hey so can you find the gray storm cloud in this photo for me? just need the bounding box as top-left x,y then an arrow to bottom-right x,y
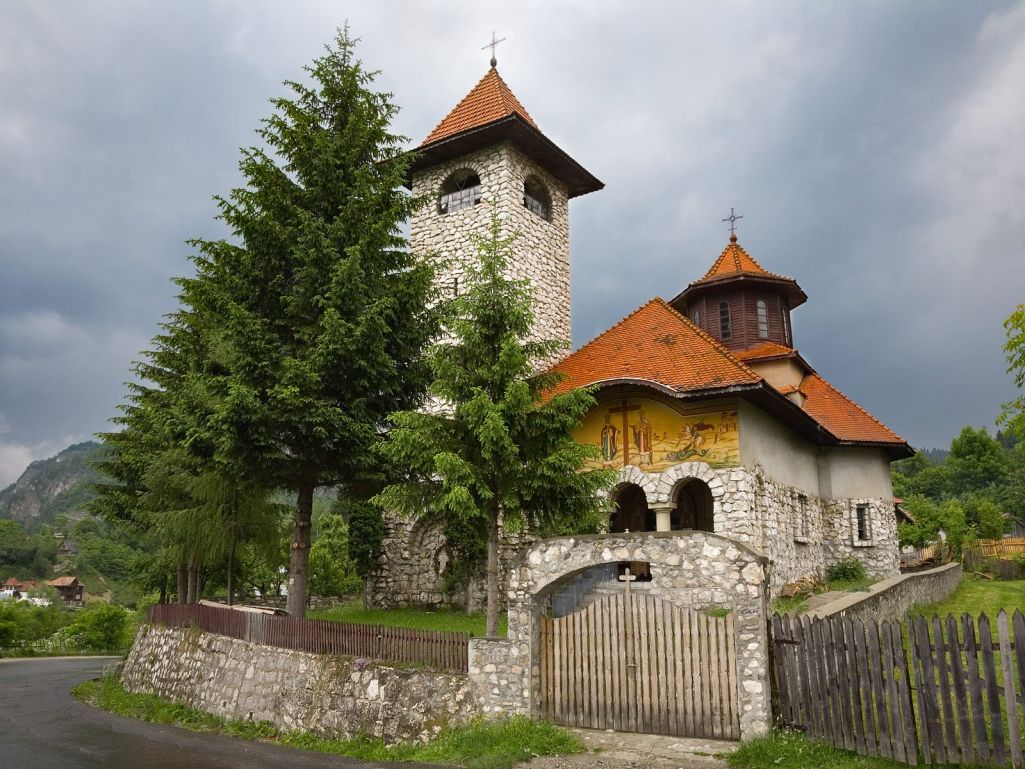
1,0 -> 1022,486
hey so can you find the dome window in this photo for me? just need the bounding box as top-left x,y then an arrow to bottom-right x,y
523,176 -> 550,221
438,169 -> 481,214
757,299 -> 769,339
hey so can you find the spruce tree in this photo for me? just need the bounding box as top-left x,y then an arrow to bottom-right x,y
177,27 -> 436,615
376,210 -> 612,636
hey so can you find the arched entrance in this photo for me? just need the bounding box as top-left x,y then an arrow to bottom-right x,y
610,483 -> 656,533
672,478 -> 715,532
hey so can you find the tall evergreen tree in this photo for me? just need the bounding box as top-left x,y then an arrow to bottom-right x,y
376,210 -> 612,636
178,27 -> 437,615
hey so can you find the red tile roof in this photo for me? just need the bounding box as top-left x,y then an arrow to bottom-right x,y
733,342 -> 796,361
548,299 -> 762,397
798,373 -> 906,445
421,67 -> 538,147
692,237 -> 794,286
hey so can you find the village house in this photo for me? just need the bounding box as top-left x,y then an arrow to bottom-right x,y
370,60 -> 912,606
1,575 -> 84,607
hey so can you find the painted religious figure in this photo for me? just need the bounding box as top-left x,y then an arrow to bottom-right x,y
575,397 -> 740,471
600,414 -> 620,464
631,410 -> 654,465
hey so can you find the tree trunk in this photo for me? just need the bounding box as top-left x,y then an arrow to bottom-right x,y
187,560 -> 198,604
226,537 -> 236,607
159,580 -> 167,605
176,563 -> 187,604
285,483 -> 315,617
485,509 -> 502,637
362,576 -> 371,610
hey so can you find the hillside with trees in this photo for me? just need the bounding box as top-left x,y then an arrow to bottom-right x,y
0,442 -> 105,530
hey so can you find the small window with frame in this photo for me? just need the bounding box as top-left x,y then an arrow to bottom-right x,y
523,176 -> 550,221
719,301 -> 731,340
856,504 -> 871,542
795,493 -> 809,541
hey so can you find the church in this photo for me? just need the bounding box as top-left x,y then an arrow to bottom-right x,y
370,58 -> 913,604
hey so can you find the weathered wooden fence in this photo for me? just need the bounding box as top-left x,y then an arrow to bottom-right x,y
771,611 -> 1025,768
148,603 -> 469,673
540,593 -> 739,740
963,540 -> 1025,579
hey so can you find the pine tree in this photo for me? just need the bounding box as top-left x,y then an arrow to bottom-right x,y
176,27 -> 437,615
376,210 -> 612,636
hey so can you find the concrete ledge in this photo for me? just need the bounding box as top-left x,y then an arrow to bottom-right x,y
808,562 -> 961,623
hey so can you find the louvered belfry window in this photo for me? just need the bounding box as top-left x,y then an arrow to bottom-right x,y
719,301 -> 731,340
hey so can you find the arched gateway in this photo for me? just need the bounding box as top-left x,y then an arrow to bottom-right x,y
472,530 -> 772,741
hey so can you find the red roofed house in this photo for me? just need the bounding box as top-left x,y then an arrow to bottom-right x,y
372,59 -> 911,604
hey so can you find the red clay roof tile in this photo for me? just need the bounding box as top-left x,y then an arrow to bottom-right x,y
733,342 -> 796,361
421,67 -> 538,147
798,372 -> 907,445
692,238 -> 794,286
548,298 -> 762,397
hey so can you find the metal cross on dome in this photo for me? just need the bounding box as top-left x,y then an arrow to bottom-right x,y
722,207 -> 744,236
482,31 -> 506,67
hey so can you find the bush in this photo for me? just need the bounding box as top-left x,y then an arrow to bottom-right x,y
59,603 -> 132,651
827,557 -> 867,584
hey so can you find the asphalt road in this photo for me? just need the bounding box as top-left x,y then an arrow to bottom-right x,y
0,656 -> 422,769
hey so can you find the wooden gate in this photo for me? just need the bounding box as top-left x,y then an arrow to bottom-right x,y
539,592 -> 740,739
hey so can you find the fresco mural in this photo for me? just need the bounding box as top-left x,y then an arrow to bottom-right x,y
576,397 -> 739,471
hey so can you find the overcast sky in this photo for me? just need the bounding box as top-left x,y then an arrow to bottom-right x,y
1,1 -> 1023,486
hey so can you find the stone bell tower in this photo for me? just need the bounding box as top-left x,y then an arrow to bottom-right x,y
406,60 -> 603,359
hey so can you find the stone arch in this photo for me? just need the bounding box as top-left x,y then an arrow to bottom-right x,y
653,461 -> 725,530
604,465 -> 658,509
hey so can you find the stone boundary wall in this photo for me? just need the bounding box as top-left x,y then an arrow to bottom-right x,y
807,562 -> 962,623
122,625 -> 501,744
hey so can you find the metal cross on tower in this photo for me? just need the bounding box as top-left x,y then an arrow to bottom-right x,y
722,207 -> 744,237
482,31 -> 506,67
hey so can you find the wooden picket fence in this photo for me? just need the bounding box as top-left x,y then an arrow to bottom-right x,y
771,611 -> 1025,768
148,603 -> 469,672
967,538 -> 1025,558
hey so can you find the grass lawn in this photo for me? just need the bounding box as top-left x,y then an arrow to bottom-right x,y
912,574 -> 1025,621
309,600 -> 507,637
74,675 -> 579,769
726,730 -> 990,769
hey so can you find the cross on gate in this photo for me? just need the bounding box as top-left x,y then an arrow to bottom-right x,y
722,207 -> 744,236
608,399 -> 640,465
618,566 -> 637,595
481,30 -> 506,67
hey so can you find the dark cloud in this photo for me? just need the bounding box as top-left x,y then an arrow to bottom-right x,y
1,0 -> 1022,485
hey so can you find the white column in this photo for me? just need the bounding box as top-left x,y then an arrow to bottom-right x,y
653,507 -> 673,533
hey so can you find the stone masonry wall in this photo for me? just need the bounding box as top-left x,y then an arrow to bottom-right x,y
410,142 -> 571,367
122,624 -> 486,744
369,509 -> 533,610
808,562 -> 962,624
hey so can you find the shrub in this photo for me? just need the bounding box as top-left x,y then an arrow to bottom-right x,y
60,603 -> 132,651
827,557 -> 867,584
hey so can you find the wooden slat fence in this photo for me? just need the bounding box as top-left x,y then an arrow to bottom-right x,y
148,603 -> 469,672
540,592 -> 739,740
771,610 -> 1025,768
967,538 -> 1025,558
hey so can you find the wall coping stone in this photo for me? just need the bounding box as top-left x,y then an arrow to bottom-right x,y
807,562 -> 961,620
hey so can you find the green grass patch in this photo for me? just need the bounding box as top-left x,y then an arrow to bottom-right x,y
73,676 -> 222,731
727,730 -> 987,769
75,674 -> 579,768
913,574 -> 1025,621
309,600 -> 506,637
771,594 -> 809,615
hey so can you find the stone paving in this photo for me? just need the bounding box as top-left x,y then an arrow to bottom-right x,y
522,728 -> 732,768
